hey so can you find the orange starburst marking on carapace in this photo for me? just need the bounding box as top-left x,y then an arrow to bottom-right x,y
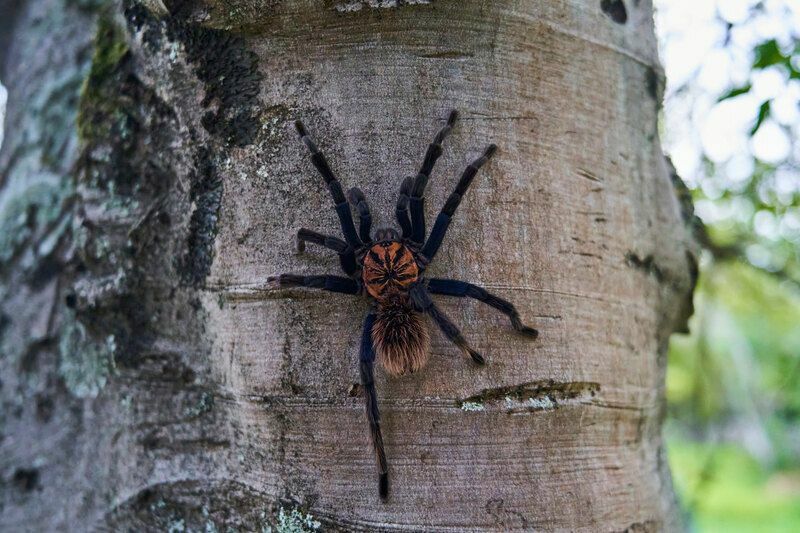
362,241 -> 419,299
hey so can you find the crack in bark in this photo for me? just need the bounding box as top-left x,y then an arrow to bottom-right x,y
613,519 -> 659,533
333,0 -> 433,13
413,50 -> 473,60
577,168 -> 603,183
459,380 -> 601,413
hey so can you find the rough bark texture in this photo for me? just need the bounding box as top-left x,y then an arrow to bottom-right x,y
0,0 -> 698,531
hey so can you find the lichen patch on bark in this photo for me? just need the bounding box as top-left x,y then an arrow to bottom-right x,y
58,314 -> 115,398
460,380 -> 601,413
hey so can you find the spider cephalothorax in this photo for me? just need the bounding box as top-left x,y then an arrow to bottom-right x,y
362,240 -> 419,299
268,110 -> 537,499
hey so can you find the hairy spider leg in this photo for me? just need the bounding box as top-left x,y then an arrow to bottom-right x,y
295,228 -> 358,276
347,187 -> 373,244
421,144 -> 497,261
395,176 -> 413,239
266,273 -> 360,294
409,284 -> 485,365
359,312 -> 390,499
295,120 -> 363,249
409,109 -> 458,244
427,278 -> 538,338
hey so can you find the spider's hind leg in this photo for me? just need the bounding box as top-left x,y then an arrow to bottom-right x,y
360,312 -> 390,499
427,278 -> 538,338
409,284 -> 485,365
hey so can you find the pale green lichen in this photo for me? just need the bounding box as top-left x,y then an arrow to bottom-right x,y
502,395 -> 557,412
0,65 -> 81,270
0,79 -> 6,150
149,498 -> 167,513
460,401 -> 485,412
202,506 -> 219,533
526,396 -> 556,410
184,392 -> 214,418
262,507 -> 321,533
58,315 -> 115,398
335,0 -> 432,12
0,178 -> 68,264
167,517 -> 186,533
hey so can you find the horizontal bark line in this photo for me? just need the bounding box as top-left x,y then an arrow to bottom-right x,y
194,389 -> 654,414
203,282 -> 654,306
532,18 -> 659,70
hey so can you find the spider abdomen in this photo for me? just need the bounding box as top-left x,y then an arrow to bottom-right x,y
362,241 -> 419,300
372,298 -> 430,376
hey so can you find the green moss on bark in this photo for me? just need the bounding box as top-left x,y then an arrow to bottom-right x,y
76,11 -> 130,143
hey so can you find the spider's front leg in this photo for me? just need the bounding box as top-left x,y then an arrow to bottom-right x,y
421,144 -> 496,261
408,109 -> 458,244
294,120 -> 363,249
347,187 -> 373,245
295,228 -> 358,276
395,176 -> 414,239
359,312 -> 389,499
266,274 -> 360,295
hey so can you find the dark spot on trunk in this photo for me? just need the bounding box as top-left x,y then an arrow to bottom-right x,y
485,498 -> 529,529
140,431 -> 161,450
126,2 -> 263,147
65,293 -> 77,308
601,0 -> 628,24
666,156 -> 698,226
36,394 -> 55,423
673,250 -> 699,334
28,255 -> 62,289
646,66 -> 660,101
12,468 -> 40,492
0,312 -> 9,340
179,148 -> 223,287
123,4 -> 265,288
19,338 -> 55,374
625,252 -> 665,283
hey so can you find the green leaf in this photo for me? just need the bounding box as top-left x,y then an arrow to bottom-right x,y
753,39 -> 785,69
750,101 -> 770,135
718,84 -> 752,101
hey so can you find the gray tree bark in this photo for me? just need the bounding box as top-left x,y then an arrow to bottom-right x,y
0,0 -> 698,531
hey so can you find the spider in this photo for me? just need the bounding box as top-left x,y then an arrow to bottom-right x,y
267,110 -> 538,499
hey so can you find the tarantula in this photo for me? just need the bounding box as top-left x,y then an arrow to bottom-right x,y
267,110 -> 538,499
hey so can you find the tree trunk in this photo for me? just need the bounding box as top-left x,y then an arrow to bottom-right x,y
0,0 -> 698,531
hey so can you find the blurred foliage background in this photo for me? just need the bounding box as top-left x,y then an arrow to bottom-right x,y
655,0 -> 800,530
